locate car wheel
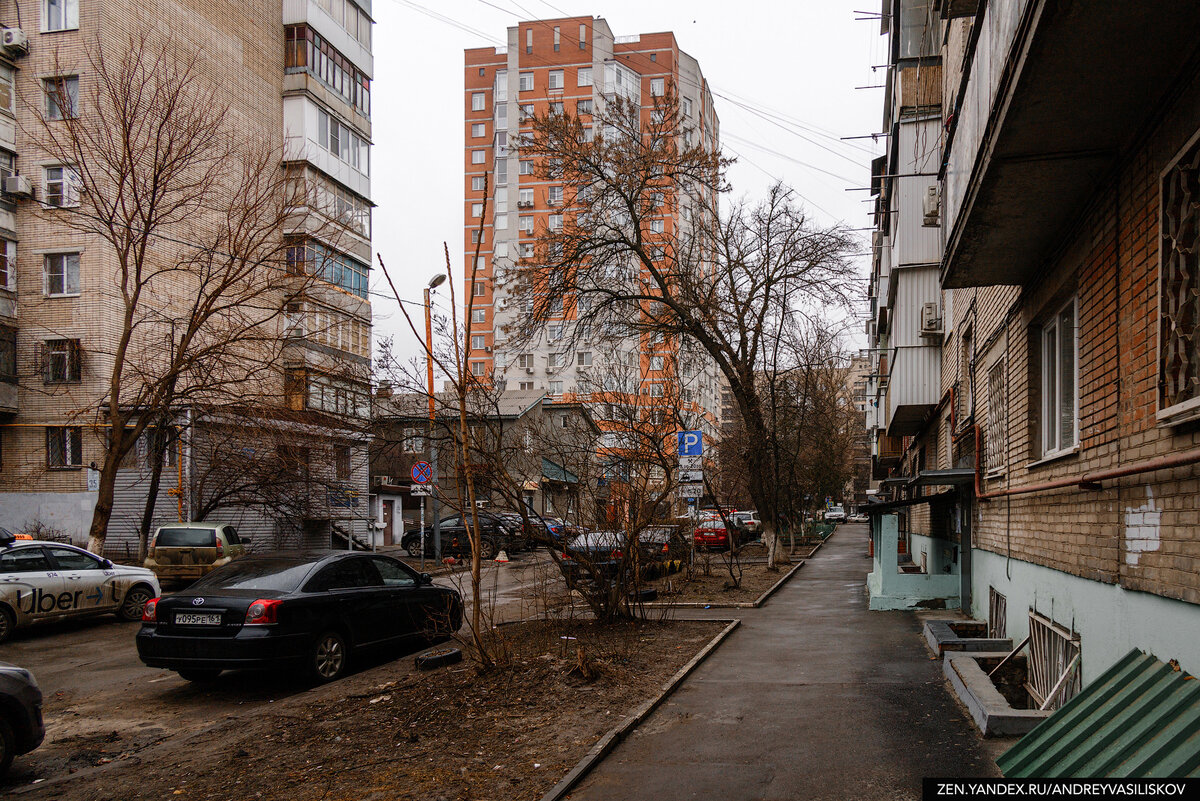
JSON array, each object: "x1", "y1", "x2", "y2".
[
  {"x1": 0, "y1": 606, "x2": 13, "y2": 645},
  {"x1": 478, "y1": 537, "x2": 497, "y2": 561},
  {"x1": 0, "y1": 716, "x2": 13, "y2": 778},
  {"x1": 405, "y1": 538, "x2": 421, "y2": 557},
  {"x1": 177, "y1": 669, "x2": 221, "y2": 682},
  {"x1": 118, "y1": 584, "x2": 155, "y2": 622},
  {"x1": 309, "y1": 630, "x2": 349, "y2": 683}
]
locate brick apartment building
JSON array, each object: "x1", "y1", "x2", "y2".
[
  {"x1": 461, "y1": 16, "x2": 723, "y2": 493},
  {"x1": 0, "y1": 0, "x2": 374, "y2": 554},
  {"x1": 866, "y1": 0, "x2": 1200, "y2": 684}
]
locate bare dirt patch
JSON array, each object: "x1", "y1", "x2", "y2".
[
  {"x1": 21, "y1": 620, "x2": 725, "y2": 801},
  {"x1": 648, "y1": 558, "x2": 794, "y2": 604}
]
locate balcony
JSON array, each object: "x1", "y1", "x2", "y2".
[
  {"x1": 883, "y1": 265, "x2": 941, "y2": 436},
  {"x1": 942, "y1": 0, "x2": 1200, "y2": 288}
]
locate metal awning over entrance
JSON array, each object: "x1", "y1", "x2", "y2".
[
  {"x1": 865, "y1": 489, "x2": 958, "y2": 515},
  {"x1": 998, "y1": 649, "x2": 1200, "y2": 778}
]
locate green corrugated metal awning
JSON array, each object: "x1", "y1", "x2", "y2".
[
  {"x1": 998, "y1": 649, "x2": 1200, "y2": 778},
  {"x1": 541, "y1": 458, "x2": 578, "y2": 485}
]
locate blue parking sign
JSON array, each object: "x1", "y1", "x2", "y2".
[{"x1": 677, "y1": 430, "x2": 703, "y2": 457}]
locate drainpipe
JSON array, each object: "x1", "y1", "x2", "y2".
[{"x1": 979, "y1": 446, "x2": 1200, "y2": 501}]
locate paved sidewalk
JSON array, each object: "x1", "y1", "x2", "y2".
[{"x1": 569, "y1": 525, "x2": 1002, "y2": 801}]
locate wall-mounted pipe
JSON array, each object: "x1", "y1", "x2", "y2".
[{"x1": 978, "y1": 446, "x2": 1200, "y2": 501}]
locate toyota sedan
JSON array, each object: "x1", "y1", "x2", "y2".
[{"x1": 136, "y1": 552, "x2": 463, "y2": 683}]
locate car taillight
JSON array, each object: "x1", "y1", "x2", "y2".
[
  {"x1": 142, "y1": 598, "x2": 159, "y2": 623},
  {"x1": 662, "y1": 543, "x2": 670, "y2": 553},
  {"x1": 611, "y1": 550, "x2": 622, "y2": 559},
  {"x1": 244, "y1": 599, "x2": 282, "y2": 625},
  {"x1": 216, "y1": 541, "x2": 223, "y2": 557}
]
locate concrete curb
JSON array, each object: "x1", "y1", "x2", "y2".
[
  {"x1": 645, "y1": 552, "x2": 810, "y2": 609},
  {"x1": 538, "y1": 618, "x2": 741, "y2": 801}
]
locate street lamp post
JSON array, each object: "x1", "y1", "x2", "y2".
[{"x1": 425, "y1": 273, "x2": 447, "y2": 562}]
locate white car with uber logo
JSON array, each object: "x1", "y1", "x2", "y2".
[{"x1": 0, "y1": 529, "x2": 160, "y2": 643}]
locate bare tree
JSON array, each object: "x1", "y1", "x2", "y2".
[
  {"x1": 25, "y1": 30, "x2": 328, "y2": 554},
  {"x1": 511, "y1": 91, "x2": 860, "y2": 566}
]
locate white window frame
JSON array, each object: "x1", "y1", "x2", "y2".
[
  {"x1": 45, "y1": 76, "x2": 78, "y2": 120},
  {"x1": 548, "y1": 70, "x2": 563, "y2": 90},
  {"x1": 494, "y1": 213, "x2": 507, "y2": 229},
  {"x1": 0, "y1": 238, "x2": 14, "y2": 291},
  {"x1": 471, "y1": 123, "x2": 486, "y2": 138},
  {"x1": 519, "y1": 73, "x2": 534, "y2": 92},
  {"x1": 471, "y1": 202, "x2": 483, "y2": 218},
  {"x1": 471, "y1": 176, "x2": 486, "y2": 191},
  {"x1": 43, "y1": 0, "x2": 78, "y2": 31},
  {"x1": 471, "y1": 150, "x2": 486, "y2": 164},
  {"x1": 43, "y1": 165, "x2": 80, "y2": 208},
  {"x1": 471, "y1": 309, "x2": 486, "y2": 324},
  {"x1": 44, "y1": 251, "x2": 80, "y2": 297},
  {"x1": 519, "y1": 160, "x2": 534, "y2": 175},
  {"x1": 548, "y1": 186, "x2": 563, "y2": 206},
  {"x1": 471, "y1": 92, "x2": 485, "y2": 111},
  {"x1": 1040, "y1": 296, "x2": 1078, "y2": 459},
  {"x1": 518, "y1": 216, "x2": 534, "y2": 233},
  {"x1": 518, "y1": 188, "x2": 534, "y2": 207},
  {"x1": 650, "y1": 78, "x2": 665, "y2": 97},
  {"x1": 577, "y1": 351, "x2": 592, "y2": 366},
  {"x1": 549, "y1": 380, "x2": 563, "y2": 395},
  {"x1": 577, "y1": 67, "x2": 592, "y2": 87},
  {"x1": 548, "y1": 214, "x2": 563, "y2": 231},
  {"x1": 649, "y1": 355, "x2": 664, "y2": 371},
  {"x1": 649, "y1": 218, "x2": 664, "y2": 233}
]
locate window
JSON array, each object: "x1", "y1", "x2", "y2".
[
  {"x1": 518, "y1": 354, "x2": 534, "y2": 370},
  {"x1": 547, "y1": 352, "x2": 561, "y2": 368},
  {"x1": 649, "y1": 218, "x2": 664, "y2": 233},
  {"x1": 1160, "y1": 132, "x2": 1200, "y2": 418},
  {"x1": 44, "y1": 253, "x2": 80, "y2": 296},
  {"x1": 285, "y1": 26, "x2": 371, "y2": 116},
  {"x1": 518, "y1": 162, "x2": 534, "y2": 178},
  {"x1": 43, "y1": 166, "x2": 79, "y2": 207},
  {"x1": 472, "y1": 309, "x2": 485, "y2": 324},
  {"x1": 518, "y1": 103, "x2": 534, "y2": 122},
  {"x1": 402, "y1": 427, "x2": 425, "y2": 453},
  {"x1": 314, "y1": 108, "x2": 369, "y2": 175},
  {"x1": 473, "y1": 282, "x2": 485, "y2": 297},
  {"x1": 494, "y1": 213, "x2": 507, "y2": 229},
  {"x1": 986, "y1": 360, "x2": 1007, "y2": 475},
  {"x1": 548, "y1": 70, "x2": 563, "y2": 90},
  {"x1": 519, "y1": 243, "x2": 534, "y2": 258},
  {"x1": 495, "y1": 70, "x2": 507, "y2": 102},
  {"x1": 0, "y1": 326, "x2": 14, "y2": 385},
  {"x1": 549, "y1": 380, "x2": 563, "y2": 395},
  {"x1": 1040, "y1": 297, "x2": 1077, "y2": 457},
  {"x1": 549, "y1": 214, "x2": 562, "y2": 231},
  {"x1": 471, "y1": 175, "x2": 486, "y2": 191},
  {"x1": 45, "y1": 76, "x2": 78, "y2": 120},
  {"x1": 495, "y1": 158, "x2": 507, "y2": 183},
  {"x1": 0, "y1": 238, "x2": 13, "y2": 291},
  {"x1": 46, "y1": 426, "x2": 82, "y2": 468},
  {"x1": 494, "y1": 131, "x2": 508, "y2": 157},
  {"x1": 649, "y1": 355, "x2": 664, "y2": 372},
  {"x1": 553, "y1": 25, "x2": 560, "y2": 51},
  {"x1": 471, "y1": 335, "x2": 486, "y2": 350},
  {"x1": 334, "y1": 445, "x2": 352, "y2": 480},
  {"x1": 518, "y1": 188, "x2": 534, "y2": 207},
  {"x1": 646, "y1": 382, "x2": 664, "y2": 397},
  {"x1": 519, "y1": 381, "x2": 534, "y2": 391},
  {"x1": 470, "y1": 230, "x2": 482, "y2": 244},
  {"x1": 471, "y1": 123, "x2": 485, "y2": 138},
  {"x1": 650, "y1": 78, "x2": 664, "y2": 97},
  {"x1": 548, "y1": 324, "x2": 563, "y2": 341},
  {"x1": 518, "y1": 216, "x2": 534, "y2": 233},
  {"x1": 285, "y1": 238, "x2": 369, "y2": 299},
  {"x1": 683, "y1": 98, "x2": 692, "y2": 117},
  {"x1": 525, "y1": 28, "x2": 532, "y2": 54},
  {"x1": 548, "y1": 186, "x2": 563, "y2": 206},
  {"x1": 471, "y1": 361, "x2": 486, "y2": 376},
  {"x1": 471, "y1": 92, "x2": 485, "y2": 111},
  {"x1": 577, "y1": 98, "x2": 593, "y2": 115},
  {"x1": 577, "y1": 351, "x2": 592, "y2": 366},
  {"x1": 494, "y1": 242, "x2": 507, "y2": 259},
  {"x1": 0, "y1": 67, "x2": 12, "y2": 116},
  {"x1": 577, "y1": 67, "x2": 592, "y2": 87},
  {"x1": 44, "y1": 0, "x2": 78, "y2": 31},
  {"x1": 579, "y1": 23, "x2": 587, "y2": 48},
  {"x1": 44, "y1": 339, "x2": 81, "y2": 382},
  {"x1": 519, "y1": 73, "x2": 534, "y2": 92},
  {"x1": 471, "y1": 150, "x2": 486, "y2": 164},
  {"x1": 471, "y1": 202, "x2": 483, "y2": 218},
  {"x1": 494, "y1": 188, "x2": 507, "y2": 213},
  {"x1": 549, "y1": 101, "x2": 563, "y2": 115}
]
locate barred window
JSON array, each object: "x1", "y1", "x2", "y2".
[
  {"x1": 1160, "y1": 131, "x2": 1200, "y2": 418},
  {"x1": 986, "y1": 360, "x2": 1006, "y2": 474},
  {"x1": 46, "y1": 426, "x2": 82, "y2": 468},
  {"x1": 43, "y1": 338, "x2": 81, "y2": 382}
]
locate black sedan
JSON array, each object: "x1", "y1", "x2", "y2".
[
  {"x1": 136, "y1": 552, "x2": 463, "y2": 683},
  {"x1": 401, "y1": 513, "x2": 513, "y2": 560}
]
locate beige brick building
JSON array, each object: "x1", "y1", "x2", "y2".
[
  {"x1": 866, "y1": 0, "x2": 1200, "y2": 684},
  {"x1": 0, "y1": 0, "x2": 374, "y2": 553}
]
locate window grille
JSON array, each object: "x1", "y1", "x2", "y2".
[
  {"x1": 1026, "y1": 610, "x2": 1080, "y2": 711},
  {"x1": 988, "y1": 587, "x2": 1006, "y2": 639},
  {"x1": 986, "y1": 360, "x2": 1006, "y2": 473},
  {"x1": 1160, "y1": 134, "x2": 1200, "y2": 413}
]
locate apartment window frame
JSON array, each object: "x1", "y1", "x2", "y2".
[
  {"x1": 472, "y1": 281, "x2": 485, "y2": 297},
  {"x1": 1039, "y1": 295, "x2": 1078, "y2": 459},
  {"x1": 548, "y1": 380, "x2": 563, "y2": 395},
  {"x1": 577, "y1": 351, "x2": 592, "y2": 367},
  {"x1": 519, "y1": 160, "x2": 534, "y2": 176},
  {"x1": 577, "y1": 67, "x2": 592, "y2": 87},
  {"x1": 471, "y1": 175, "x2": 486, "y2": 191},
  {"x1": 518, "y1": 381, "x2": 535, "y2": 391},
  {"x1": 0, "y1": 238, "x2": 13, "y2": 291},
  {"x1": 577, "y1": 98, "x2": 593, "y2": 115},
  {"x1": 43, "y1": 338, "x2": 81, "y2": 383},
  {"x1": 471, "y1": 309, "x2": 485, "y2": 324},
  {"x1": 518, "y1": 188, "x2": 534, "y2": 207},
  {"x1": 43, "y1": 0, "x2": 78, "y2": 32},
  {"x1": 46, "y1": 426, "x2": 82, "y2": 469},
  {"x1": 471, "y1": 150, "x2": 486, "y2": 165},
  {"x1": 471, "y1": 334, "x2": 486, "y2": 351},
  {"x1": 471, "y1": 92, "x2": 485, "y2": 111},
  {"x1": 519, "y1": 72, "x2": 533, "y2": 92},
  {"x1": 471, "y1": 361, "x2": 486, "y2": 376},
  {"x1": 1158, "y1": 127, "x2": 1200, "y2": 423},
  {"x1": 285, "y1": 26, "x2": 371, "y2": 117},
  {"x1": 986, "y1": 358, "x2": 1007, "y2": 476},
  {"x1": 548, "y1": 186, "x2": 563, "y2": 206},
  {"x1": 402, "y1": 427, "x2": 426, "y2": 453},
  {"x1": 44, "y1": 251, "x2": 81, "y2": 297},
  {"x1": 471, "y1": 122, "x2": 486, "y2": 138},
  {"x1": 43, "y1": 165, "x2": 80, "y2": 208},
  {"x1": 471, "y1": 202, "x2": 483, "y2": 218},
  {"x1": 548, "y1": 70, "x2": 564, "y2": 90},
  {"x1": 650, "y1": 77, "x2": 665, "y2": 97},
  {"x1": 518, "y1": 353, "x2": 533, "y2": 369},
  {"x1": 0, "y1": 325, "x2": 15, "y2": 384},
  {"x1": 45, "y1": 75, "x2": 79, "y2": 120}
]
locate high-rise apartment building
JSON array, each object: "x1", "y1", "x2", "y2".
[
  {"x1": 0, "y1": 0, "x2": 374, "y2": 552},
  {"x1": 463, "y1": 17, "x2": 722, "y2": 445}
]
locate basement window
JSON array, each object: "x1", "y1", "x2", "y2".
[{"x1": 1159, "y1": 129, "x2": 1200, "y2": 423}]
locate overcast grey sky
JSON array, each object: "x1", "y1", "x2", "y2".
[{"x1": 369, "y1": 1, "x2": 888, "y2": 362}]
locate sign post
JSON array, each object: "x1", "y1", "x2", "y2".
[
  {"x1": 676, "y1": 431, "x2": 703, "y2": 510},
  {"x1": 412, "y1": 462, "x2": 433, "y2": 570}
]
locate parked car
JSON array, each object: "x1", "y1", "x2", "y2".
[
  {"x1": 136, "y1": 551, "x2": 462, "y2": 683},
  {"x1": 558, "y1": 530, "x2": 627, "y2": 589},
  {"x1": 825, "y1": 506, "x2": 846, "y2": 523},
  {"x1": 0, "y1": 529, "x2": 161, "y2": 643},
  {"x1": 143, "y1": 523, "x2": 247, "y2": 586},
  {"x1": 848, "y1": 513, "x2": 869, "y2": 523},
  {"x1": 639, "y1": 525, "x2": 690, "y2": 561},
  {"x1": 0, "y1": 662, "x2": 44, "y2": 777},
  {"x1": 729, "y1": 511, "x2": 762, "y2": 540},
  {"x1": 693, "y1": 512, "x2": 741, "y2": 550},
  {"x1": 401, "y1": 513, "x2": 516, "y2": 559}
]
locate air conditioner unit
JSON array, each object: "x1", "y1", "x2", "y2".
[
  {"x1": 371, "y1": 475, "x2": 392, "y2": 487},
  {"x1": 1, "y1": 28, "x2": 28, "y2": 56},
  {"x1": 920, "y1": 301, "x2": 942, "y2": 335},
  {"x1": 3, "y1": 175, "x2": 32, "y2": 197},
  {"x1": 484, "y1": 345, "x2": 492, "y2": 352},
  {"x1": 922, "y1": 185, "x2": 940, "y2": 227},
  {"x1": 525, "y1": 367, "x2": 534, "y2": 374},
  {"x1": 517, "y1": 200, "x2": 533, "y2": 208}
]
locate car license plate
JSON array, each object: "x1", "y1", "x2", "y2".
[{"x1": 174, "y1": 612, "x2": 222, "y2": 626}]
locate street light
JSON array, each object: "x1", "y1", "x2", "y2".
[{"x1": 424, "y1": 273, "x2": 446, "y2": 562}]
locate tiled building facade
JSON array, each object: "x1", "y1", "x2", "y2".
[{"x1": 0, "y1": 0, "x2": 374, "y2": 552}]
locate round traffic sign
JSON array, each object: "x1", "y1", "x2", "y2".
[{"x1": 412, "y1": 461, "x2": 432, "y2": 483}]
